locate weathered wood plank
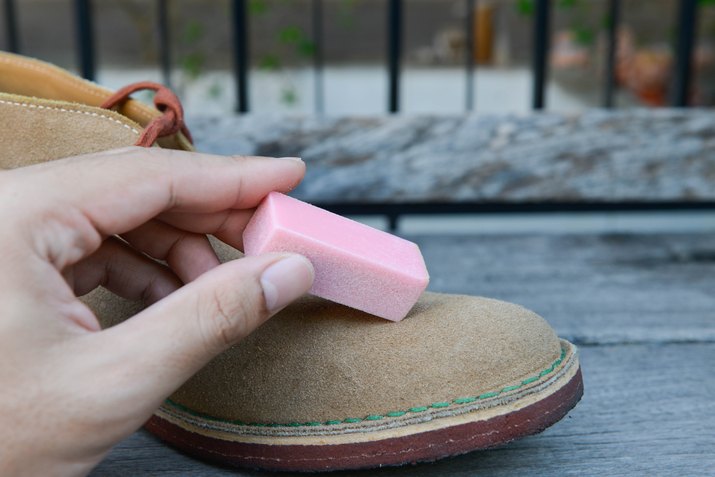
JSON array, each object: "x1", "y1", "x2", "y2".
[
  {"x1": 90, "y1": 232, "x2": 715, "y2": 475},
  {"x1": 414, "y1": 232, "x2": 715, "y2": 345},
  {"x1": 189, "y1": 111, "x2": 715, "y2": 203},
  {"x1": 91, "y1": 343, "x2": 715, "y2": 476}
]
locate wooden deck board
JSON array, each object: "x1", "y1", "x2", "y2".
[
  {"x1": 91, "y1": 232, "x2": 715, "y2": 475},
  {"x1": 417, "y1": 232, "x2": 715, "y2": 345},
  {"x1": 91, "y1": 344, "x2": 715, "y2": 476}
]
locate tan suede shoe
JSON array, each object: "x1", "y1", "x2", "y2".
[
  {"x1": 147, "y1": 246, "x2": 582, "y2": 472},
  {"x1": 0, "y1": 52, "x2": 583, "y2": 472}
]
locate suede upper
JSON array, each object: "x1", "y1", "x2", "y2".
[
  {"x1": 171, "y1": 290, "x2": 561, "y2": 424},
  {"x1": 90, "y1": 240, "x2": 562, "y2": 425},
  {"x1": 0, "y1": 52, "x2": 192, "y2": 151},
  {"x1": 0, "y1": 93, "x2": 140, "y2": 167}
]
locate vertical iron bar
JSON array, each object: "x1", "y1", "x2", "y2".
[
  {"x1": 603, "y1": 0, "x2": 620, "y2": 108},
  {"x1": 312, "y1": 0, "x2": 324, "y2": 114},
  {"x1": 157, "y1": 0, "x2": 172, "y2": 87},
  {"x1": 3, "y1": 0, "x2": 19, "y2": 53},
  {"x1": 74, "y1": 0, "x2": 96, "y2": 81},
  {"x1": 387, "y1": 0, "x2": 402, "y2": 113},
  {"x1": 232, "y1": 0, "x2": 249, "y2": 113},
  {"x1": 672, "y1": 0, "x2": 698, "y2": 107},
  {"x1": 531, "y1": 0, "x2": 550, "y2": 110},
  {"x1": 465, "y1": 0, "x2": 475, "y2": 111},
  {"x1": 387, "y1": 213, "x2": 399, "y2": 233}
]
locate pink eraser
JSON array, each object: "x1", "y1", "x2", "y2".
[{"x1": 243, "y1": 192, "x2": 429, "y2": 321}]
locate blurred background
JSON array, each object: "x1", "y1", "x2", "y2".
[
  {"x1": 2, "y1": 0, "x2": 714, "y2": 235},
  {"x1": 2, "y1": 0, "x2": 713, "y2": 116}
]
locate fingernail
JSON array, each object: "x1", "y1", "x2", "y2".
[
  {"x1": 260, "y1": 255, "x2": 314, "y2": 313},
  {"x1": 278, "y1": 156, "x2": 303, "y2": 162}
]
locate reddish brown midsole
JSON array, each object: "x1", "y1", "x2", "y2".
[{"x1": 146, "y1": 367, "x2": 583, "y2": 472}]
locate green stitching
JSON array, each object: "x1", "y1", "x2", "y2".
[
  {"x1": 478, "y1": 391, "x2": 499, "y2": 399},
  {"x1": 453, "y1": 397, "x2": 476, "y2": 404},
  {"x1": 431, "y1": 402, "x2": 450, "y2": 408},
  {"x1": 165, "y1": 347, "x2": 567, "y2": 429}
]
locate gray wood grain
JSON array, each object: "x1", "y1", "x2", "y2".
[
  {"x1": 91, "y1": 232, "x2": 715, "y2": 476},
  {"x1": 91, "y1": 344, "x2": 715, "y2": 477},
  {"x1": 416, "y1": 232, "x2": 715, "y2": 345},
  {"x1": 188, "y1": 111, "x2": 715, "y2": 203}
]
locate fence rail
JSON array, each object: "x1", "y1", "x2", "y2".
[{"x1": 1, "y1": 0, "x2": 702, "y2": 113}]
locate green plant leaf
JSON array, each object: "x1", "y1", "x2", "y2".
[
  {"x1": 516, "y1": 0, "x2": 534, "y2": 16},
  {"x1": 558, "y1": 0, "x2": 578, "y2": 8},
  {"x1": 259, "y1": 54, "x2": 281, "y2": 71},
  {"x1": 601, "y1": 13, "x2": 612, "y2": 30},
  {"x1": 208, "y1": 82, "x2": 223, "y2": 99},
  {"x1": 280, "y1": 26, "x2": 304, "y2": 44},
  {"x1": 249, "y1": 0, "x2": 268, "y2": 14},
  {"x1": 281, "y1": 87, "x2": 298, "y2": 105},
  {"x1": 338, "y1": 0, "x2": 357, "y2": 28},
  {"x1": 181, "y1": 53, "x2": 204, "y2": 79},
  {"x1": 573, "y1": 26, "x2": 594, "y2": 46},
  {"x1": 298, "y1": 40, "x2": 316, "y2": 57},
  {"x1": 183, "y1": 21, "x2": 204, "y2": 44}
]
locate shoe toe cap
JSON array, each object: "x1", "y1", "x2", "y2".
[{"x1": 169, "y1": 292, "x2": 563, "y2": 425}]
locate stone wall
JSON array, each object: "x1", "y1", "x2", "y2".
[{"x1": 190, "y1": 110, "x2": 715, "y2": 203}]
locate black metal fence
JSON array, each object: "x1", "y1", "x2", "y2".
[
  {"x1": 0, "y1": 0, "x2": 702, "y2": 113},
  {"x1": 1, "y1": 0, "x2": 708, "y2": 228}
]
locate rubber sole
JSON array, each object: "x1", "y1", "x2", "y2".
[{"x1": 146, "y1": 342, "x2": 583, "y2": 472}]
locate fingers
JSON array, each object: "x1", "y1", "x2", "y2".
[
  {"x1": 8, "y1": 147, "x2": 304, "y2": 268},
  {"x1": 94, "y1": 253, "x2": 314, "y2": 399},
  {"x1": 70, "y1": 237, "x2": 182, "y2": 305},
  {"x1": 157, "y1": 209, "x2": 255, "y2": 251},
  {"x1": 121, "y1": 220, "x2": 220, "y2": 283}
]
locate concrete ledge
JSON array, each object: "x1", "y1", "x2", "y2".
[{"x1": 189, "y1": 110, "x2": 715, "y2": 203}]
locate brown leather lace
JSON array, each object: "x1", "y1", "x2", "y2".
[{"x1": 100, "y1": 81, "x2": 193, "y2": 147}]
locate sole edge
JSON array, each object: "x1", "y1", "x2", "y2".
[{"x1": 146, "y1": 364, "x2": 583, "y2": 472}]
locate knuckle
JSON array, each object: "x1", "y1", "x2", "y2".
[
  {"x1": 214, "y1": 210, "x2": 234, "y2": 236},
  {"x1": 197, "y1": 283, "x2": 265, "y2": 351},
  {"x1": 177, "y1": 232, "x2": 204, "y2": 252}
]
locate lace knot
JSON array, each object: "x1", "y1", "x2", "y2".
[{"x1": 100, "y1": 81, "x2": 193, "y2": 147}]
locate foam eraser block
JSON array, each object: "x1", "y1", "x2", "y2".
[{"x1": 243, "y1": 192, "x2": 429, "y2": 321}]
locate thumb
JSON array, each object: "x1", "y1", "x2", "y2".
[{"x1": 96, "y1": 253, "x2": 314, "y2": 399}]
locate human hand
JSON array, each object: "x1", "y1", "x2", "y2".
[{"x1": 0, "y1": 147, "x2": 315, "y2": 476}]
